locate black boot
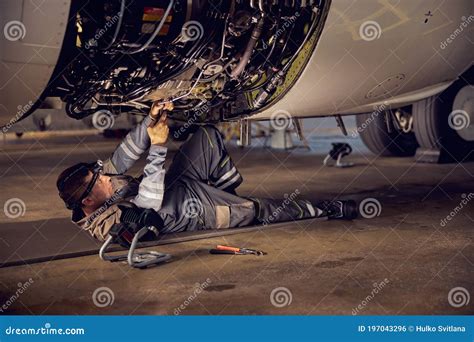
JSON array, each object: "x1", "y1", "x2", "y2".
[{"x1": 316, "y1": 200, "x2": 358, "y2": 219}]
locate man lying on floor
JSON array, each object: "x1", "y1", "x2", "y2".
[{"x1": 56, "y1": 102, "x2": 358, "y2": 243}]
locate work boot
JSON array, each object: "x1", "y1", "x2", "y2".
[{"x1": 316, "y1": 200, "x2": 358, "y2": 219}]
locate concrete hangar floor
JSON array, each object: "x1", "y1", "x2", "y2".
[{"x1": 0, "y1": 119, "x2": 473, "y2": 315}]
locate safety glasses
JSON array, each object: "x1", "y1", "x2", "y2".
[
  {"x1": 75, "y1": 160, "x2": 104, "y2": 206},
  {"x1": 59, "y1": 160, "x2": 104, "y2": 210}
]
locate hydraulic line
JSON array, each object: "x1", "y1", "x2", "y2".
[
  {"x1": 102, "y1": 0, "x2": 126, "y2": 50},
  {"x1": 230, "y1": 15, "x2": 265, "y2": 79}
]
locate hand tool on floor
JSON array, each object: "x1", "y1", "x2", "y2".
[{"x1": 210, "y1": 245, "x2": 266, "y2": 256}]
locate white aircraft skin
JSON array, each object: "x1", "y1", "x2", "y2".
[
  {"x1": 0, "y1": 0, "x2": 472, "y2": 129},
  {"x1": 254, "y1": 0, "x2": 473, "y2": 120},
  {"x1": 0, "y1": 0, "x2": 71, "y2": 130}
]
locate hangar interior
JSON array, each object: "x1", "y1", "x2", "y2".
[{"x1": 0, "y1": 0, "x2": 473, "y2": 315}]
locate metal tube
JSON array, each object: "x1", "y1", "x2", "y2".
[
  {"x1": 240, "y1": 119, "x2": 251, "y2": 146},
  {"x1": 102, "y1": 0, "x2": 126, "y2": 50},
  {"x1": 230, "y1": 16, "x2": 265, "y2": 79}
]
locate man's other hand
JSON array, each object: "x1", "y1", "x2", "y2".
[{"x1": 147, "y1": 112, "x2": 169, "y2": 145}]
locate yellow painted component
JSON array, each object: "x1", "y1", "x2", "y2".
[
  {"x1": 272, "y1": 33, "x2": 318, "y2": 101},
  {"x1": 244, "y1": 24, "x2": 319, "y2": 106},
  {"x1": 143, "y1": 14, "x2": 173, "y2": 22}
]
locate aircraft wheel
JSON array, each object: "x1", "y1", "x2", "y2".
[
  {"x1": 355, "y1": 108, "x2": 418, "y2": 157},
  {"x1": 413, "y1": 75, "x2": 474, "y2": 162}
]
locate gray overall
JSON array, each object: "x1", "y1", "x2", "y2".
[{"x1": 72, "y1": 120, "x2": 318, "y2": 241}]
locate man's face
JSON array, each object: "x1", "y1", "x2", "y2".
[{"x1": 82, "y1": 172, "x2": 114, "y2": 209}]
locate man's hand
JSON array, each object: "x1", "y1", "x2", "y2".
[
  {"x1": 149, "y1": 100, "x2": 174, "y2": 121},
  {"x1": 147, "y1": 112, "x2": 169, "y2": 145}
]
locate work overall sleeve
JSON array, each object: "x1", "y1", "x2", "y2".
[
  {"x1": 102, "y1": 115, "x2": 154, "y2": 175},
  {"x1": 130, "y1": 145, "x2": 167, "y2": 212}
]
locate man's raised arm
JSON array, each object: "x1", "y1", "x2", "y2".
[
  {"x1": 131, "y1": 109, "x2": 171, "y2": 212},
  {"x1": 102, "y1": 102, "x2": 170, "y2": 175}
]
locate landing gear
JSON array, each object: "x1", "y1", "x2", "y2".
[
  {"x1": 413, "y1": 70, "x2": 474, "y2": 163},
  {"x1": 356, "y1": 68, "x2": 474, "y2": 162},
  {"x1": 355, "y1": 107, "x2": 418, "y2": 157}
]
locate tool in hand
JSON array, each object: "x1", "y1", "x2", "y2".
[{"x1": 210, "y1": 245, "x2": 266, "y2": 256}]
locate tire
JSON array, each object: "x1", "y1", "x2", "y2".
[
  {"x1": 413, "y1": 70, "x2": 474, "y2": 162},
  {"x1": 356, "y1": 110, "x2": 418, "y2": 157},
  {"x1": 412, "y1": 96, "x2": 441, "y2": 149}
]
